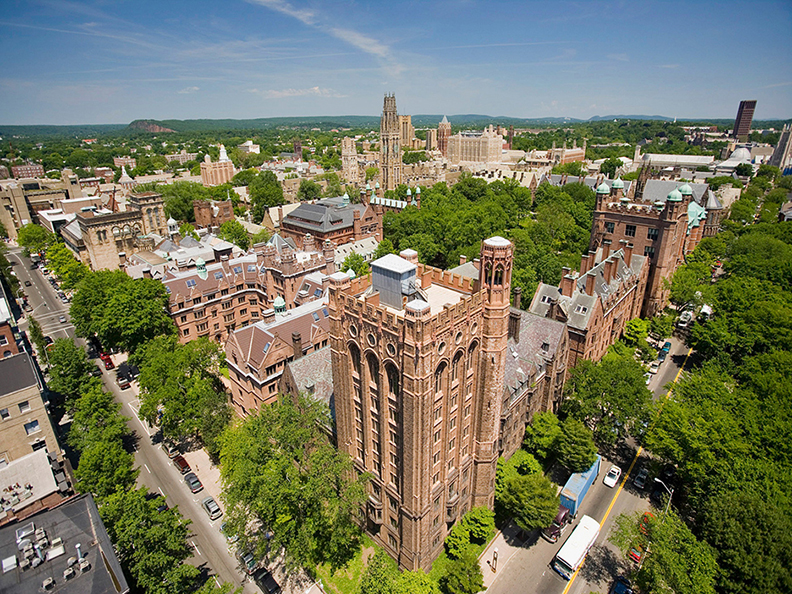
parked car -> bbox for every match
[89,365,103,377]
[24,280,31,287]
[644,372,652,385]
[253,568,281,594]
[59,315,67,323]
[660,464,677,485]
[677,310,693,328]
[103,358,115,370]
[603,465,622,488]
[162,441,180,459]
[657,351,667,363]
[633,467,649,490]
[661,341,672,353]
[44,336,54,346]
[628,543,646,563]
[202,496,223,520]
[116,374,130,390]
[173,455,191,474]
[649,361,660,374]
[608,576,634,594]
[184,472,203,493]
[639,512,655,536]
[238,550,257,575]
[220,521,239,545]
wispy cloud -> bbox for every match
[248,86,347,99]
[608,53,629,62]
[658,64,679,69]
[178,86,200,94]
[246,0,401,73]
[762,80,792,89]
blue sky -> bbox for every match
[0,0,790,124]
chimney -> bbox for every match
[509,309,522,342]
[142,267,152,279]
[118,252,127,265]
[278,205,283,227]
[459,254,467,266]
[473,258,480,271]
[263,308,276,324]
[303,233,316,253]
[602,239,611,260]
[560,267,574,297]
[400,248,419,264]
[585,271,596,295]
[513,286,522,309]
[625,243,634,267]
[292,331,302,360]
[604,258,614,283]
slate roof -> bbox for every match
[448,261,480,280]
[503,311,566,401]
[530,247,646,332]
[539,174,633,195]
[284,346,334,412]
[282,197,369,233]
[641,179,711,205]
[334,237,379,266]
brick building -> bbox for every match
[200,145,235,186]
[164,234,335,345]
[438,116,451,157]
[280,195,383,249]
[113,156,137,169]
[194,199,234,229]
[530,241,648,366]
[328,238,569,572]
[11,163,44,178]
[225,297,332,415]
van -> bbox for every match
[541,505,571,543]
[553,515,601,580]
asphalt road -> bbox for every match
[8,249,258,593]
[487,338,692,594]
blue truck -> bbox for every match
[559,455,601,517]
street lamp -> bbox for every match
[654,478,674,521]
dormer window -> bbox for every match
[541,295,552,304]
[574,305,588,314]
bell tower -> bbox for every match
[380,94,402,191]
[471,236,513,508]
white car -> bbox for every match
[649,361,661,374]
[603,465,622,488]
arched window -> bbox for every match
[349,343,361,377]
[386,363,400,399]
[493,265,504,286]
[452,351,464,383]
[435,363,447,394]
[468,341,479,371]
[147,208,153,228]
[367,353,380,389]
[154,207,161,227]
[484,262,493,285]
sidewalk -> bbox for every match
[478,521,527,591]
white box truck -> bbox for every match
[552,515,601,580]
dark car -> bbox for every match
[660,464,677,485]
[89,365,103,377]
[541,505,571,543]
[633,467,649,490]
[253,568,281,594]
[184,472,203,493]
[608,576,633,594]
[657,350,667,363]
[24,280,31,287]
[44,336,54,346]
[238,550,257,575]
[173,455,191,474]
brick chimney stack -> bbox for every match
[602,239,611,260]
[604,258,614,283]
[585,271,597,295]
[292,331,302,360]
[560,267,575,297]
[625,243,634,267]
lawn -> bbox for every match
[315,535,376,594]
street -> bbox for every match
[486,338,692,594]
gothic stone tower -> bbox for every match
[329,238,513,573]
[380,94,402,192]
[438,116,451,157]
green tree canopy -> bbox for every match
[499,472,559,532]
[297,178,323,201]
[340,251,370,277]
[217,219,250,251]
[439,547,484,594]
[17,223,54,256]
[45,242,89,289]
[522,411,562,461]
[47,338,96,401]
[219,394,366,572]
[250,170,284,223]
[556,417,597,472]
[68,382,130,452]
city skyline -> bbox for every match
[0,0,790,125]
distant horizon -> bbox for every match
[0,1,789,125]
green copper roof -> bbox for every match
[596,182,611,194]
[612,177,624,189]
[667,188,683,202]
[679,183,693,196]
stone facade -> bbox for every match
[329,239,513,572]
[447,126,503,164]
[438,116,451,157]
[200,145,235,186]
[165,234,335,345]
[280,196,383,248]
[380,94,402,191]
[194,199,234,229]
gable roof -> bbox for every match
[283,197,369,233]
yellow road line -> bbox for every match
[562,346,693,594]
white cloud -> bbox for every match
[248,86,346,99]
[245,0,316,25]
[178,86,200,94]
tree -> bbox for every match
[26,315,47,360]
[100,488,207,594]
[96,277,176,353]
[396,571,441,594]
[250,171,284,222]
[599,156,623,179]
[297,179,322,201]
[439,548,484,594]
[556,417,597,472]
[523,411,562,461]
[372,238,395,260]
[340,252,370,277]
[133,336,230,458]
[47,338,95,401]
[610,510,718,594]
[217,220,250,251]
[68,383,130,452]
[74,438,138,498]
[250,228,270,246]
[463,507,495,543]
[17,223,54,256]
[219,394,366,572]
[179,223,199,240]
[69,270,130,339]
[649,312,674,339]
[499,472,559,532]
[365,167,379,181]
[444,521,471,559]
[735,163,753,177]
[45,242,89,290]
[668,262,712,307]
[564,356,652,445]
[623,317,649,347]
[359,549,398,594]
[701,491,792,594]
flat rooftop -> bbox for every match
[0,450,59,518]
[423,284,466,316]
